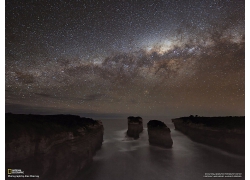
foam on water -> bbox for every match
[75,119,245,180]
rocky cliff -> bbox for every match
[147,120,173,148]
[127,116,143,139]
[172,117,245,155]
[5,113,104,180]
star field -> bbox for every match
[5,0,245,119]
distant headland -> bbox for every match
[172,115,245,155]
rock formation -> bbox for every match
[5,113,104,180]
[172,116,245,155]
[127,116,143,139]
[147,120,173,148]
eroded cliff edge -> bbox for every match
[172,116,244,155]
[6,113,104,180]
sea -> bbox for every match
[74,119,245,180]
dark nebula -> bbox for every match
[5,0,245,118]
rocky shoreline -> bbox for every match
[6,113,244,179]
[5,113,104,180]
[172,116,245,155]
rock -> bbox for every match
[127,116,143,139]
[5,113,104,180]
[172,117,245,155]
[147,120,173,148]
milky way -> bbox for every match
[5,0,245,119]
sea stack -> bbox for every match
[127,116,143,139]
[147,120,173,148]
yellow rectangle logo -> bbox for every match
[8,169,12,174]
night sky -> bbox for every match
[5,0,245,119]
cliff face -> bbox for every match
[5,113,104,180]
[127,116,143,139]
[147,120,173,148]
[172,118,245,155]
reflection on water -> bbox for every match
[74,119,245,180]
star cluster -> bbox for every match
[5,0,245,119]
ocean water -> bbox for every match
[74,119,245,180]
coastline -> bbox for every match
[6,113,104,180]
[172,117,245,155]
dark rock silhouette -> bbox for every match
[5,113,104,180]
[127,116,143,139]
[172,116,245,155]
[147,120,173,148]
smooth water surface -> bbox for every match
[75,119,245,180]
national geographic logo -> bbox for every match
[7,169,24,174]
[7,168,40,178]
